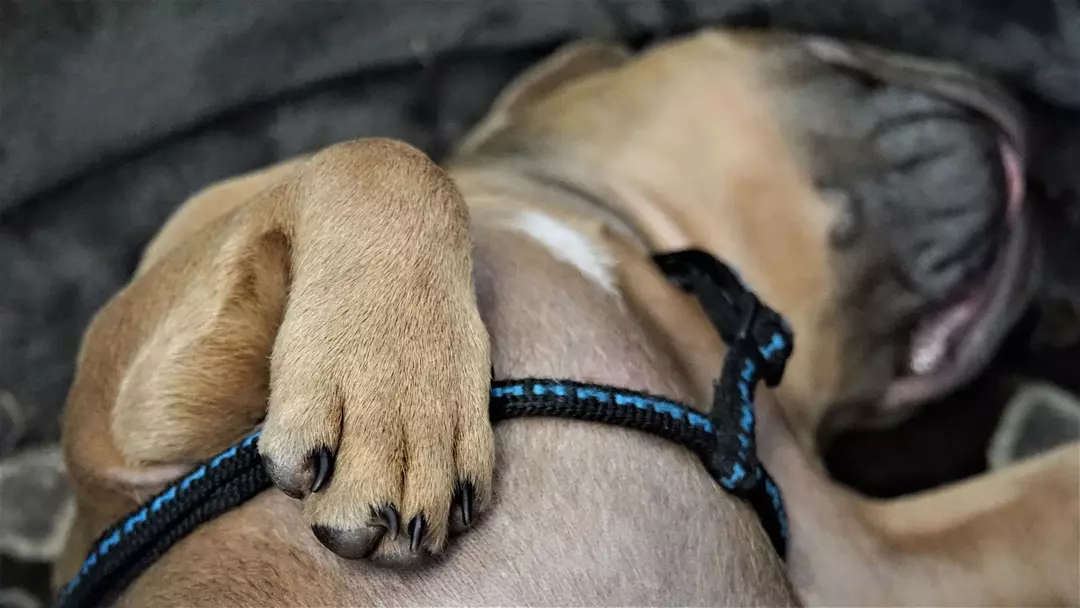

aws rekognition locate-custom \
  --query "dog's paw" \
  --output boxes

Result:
[256,140,493,564]
[259,296,492,564]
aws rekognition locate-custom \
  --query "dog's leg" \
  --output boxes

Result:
[256,141,492,563]
[862,443,1080,606]
[135,158,305,273]
[758,394,1080,606]
[60,139,493,578]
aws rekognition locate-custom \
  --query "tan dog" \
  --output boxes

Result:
[57,30,1079,606]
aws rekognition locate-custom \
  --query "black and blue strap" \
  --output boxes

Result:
[487,377,790,554]
[652,249,793,550]
[57,249,793,608]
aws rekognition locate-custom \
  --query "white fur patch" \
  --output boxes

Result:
[509,210,617,293]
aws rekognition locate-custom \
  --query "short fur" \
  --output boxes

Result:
[58,30,1079,606]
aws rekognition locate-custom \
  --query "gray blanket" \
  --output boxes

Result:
[4,0,1080,453]
[2,1,1080,604]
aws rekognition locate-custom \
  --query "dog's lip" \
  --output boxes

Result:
[882,140,1038,413]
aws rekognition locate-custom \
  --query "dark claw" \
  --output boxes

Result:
[456,482,474,528]
[310,446,334,493]
[377,504,400,541]
[408,515,426,553]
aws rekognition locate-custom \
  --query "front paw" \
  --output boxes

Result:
[258,299,493,564]
[255,139,493,564]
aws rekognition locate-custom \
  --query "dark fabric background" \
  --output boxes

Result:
[2,1,1080,605]
[4,0,1080,454]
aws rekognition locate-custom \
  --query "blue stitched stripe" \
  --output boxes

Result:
[180,466,206,490]
[764,476,789,542]
[210,446,238,468]
[614,393,651,409]
[531,383,568,397]
[739,402,753,432]
[150,487,177,513]
[719,462,746,489]
[491,384,525,398]
[760,332,786,359]
[98,530,120,555]
[687,412,712,431]
[242,430,262,447]
[575,387,610,402]
[741,359,757,380]
[123,508,148,534]
[652,401,684,420]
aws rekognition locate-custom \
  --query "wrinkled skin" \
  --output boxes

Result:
[743,35,1033,439]
[768,39,1032,435]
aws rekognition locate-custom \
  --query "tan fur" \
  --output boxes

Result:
[463,31,1078,606]
[58,29,1078,606]
[63,147,796,605]
[137,159,305,273]
[755,391,1080,606]
[61,139,494,572]
[451,32,842,443]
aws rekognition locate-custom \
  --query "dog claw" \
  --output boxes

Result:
[310,446,333,493]
[456,482,474,528]
[408,515,426,553]
[377,504,400,541]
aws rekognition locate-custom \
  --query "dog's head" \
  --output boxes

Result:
[454,30,1036,448]
[745,33,1035,439]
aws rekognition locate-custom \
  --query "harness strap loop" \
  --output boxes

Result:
[653,249,793,549]
[652,249,793,388]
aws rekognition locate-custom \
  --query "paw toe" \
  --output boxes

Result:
[311,523,385,560]
[262,445,335,499]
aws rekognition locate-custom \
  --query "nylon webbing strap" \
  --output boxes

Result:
[653,249,793,550]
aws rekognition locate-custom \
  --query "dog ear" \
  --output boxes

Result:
[801,36,1026,156]
[456,40,630,156]
[491,39,631,115]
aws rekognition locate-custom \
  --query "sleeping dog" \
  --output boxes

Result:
[56,30,1079,605]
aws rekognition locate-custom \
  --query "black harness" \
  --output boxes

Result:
[57,249,794,608]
